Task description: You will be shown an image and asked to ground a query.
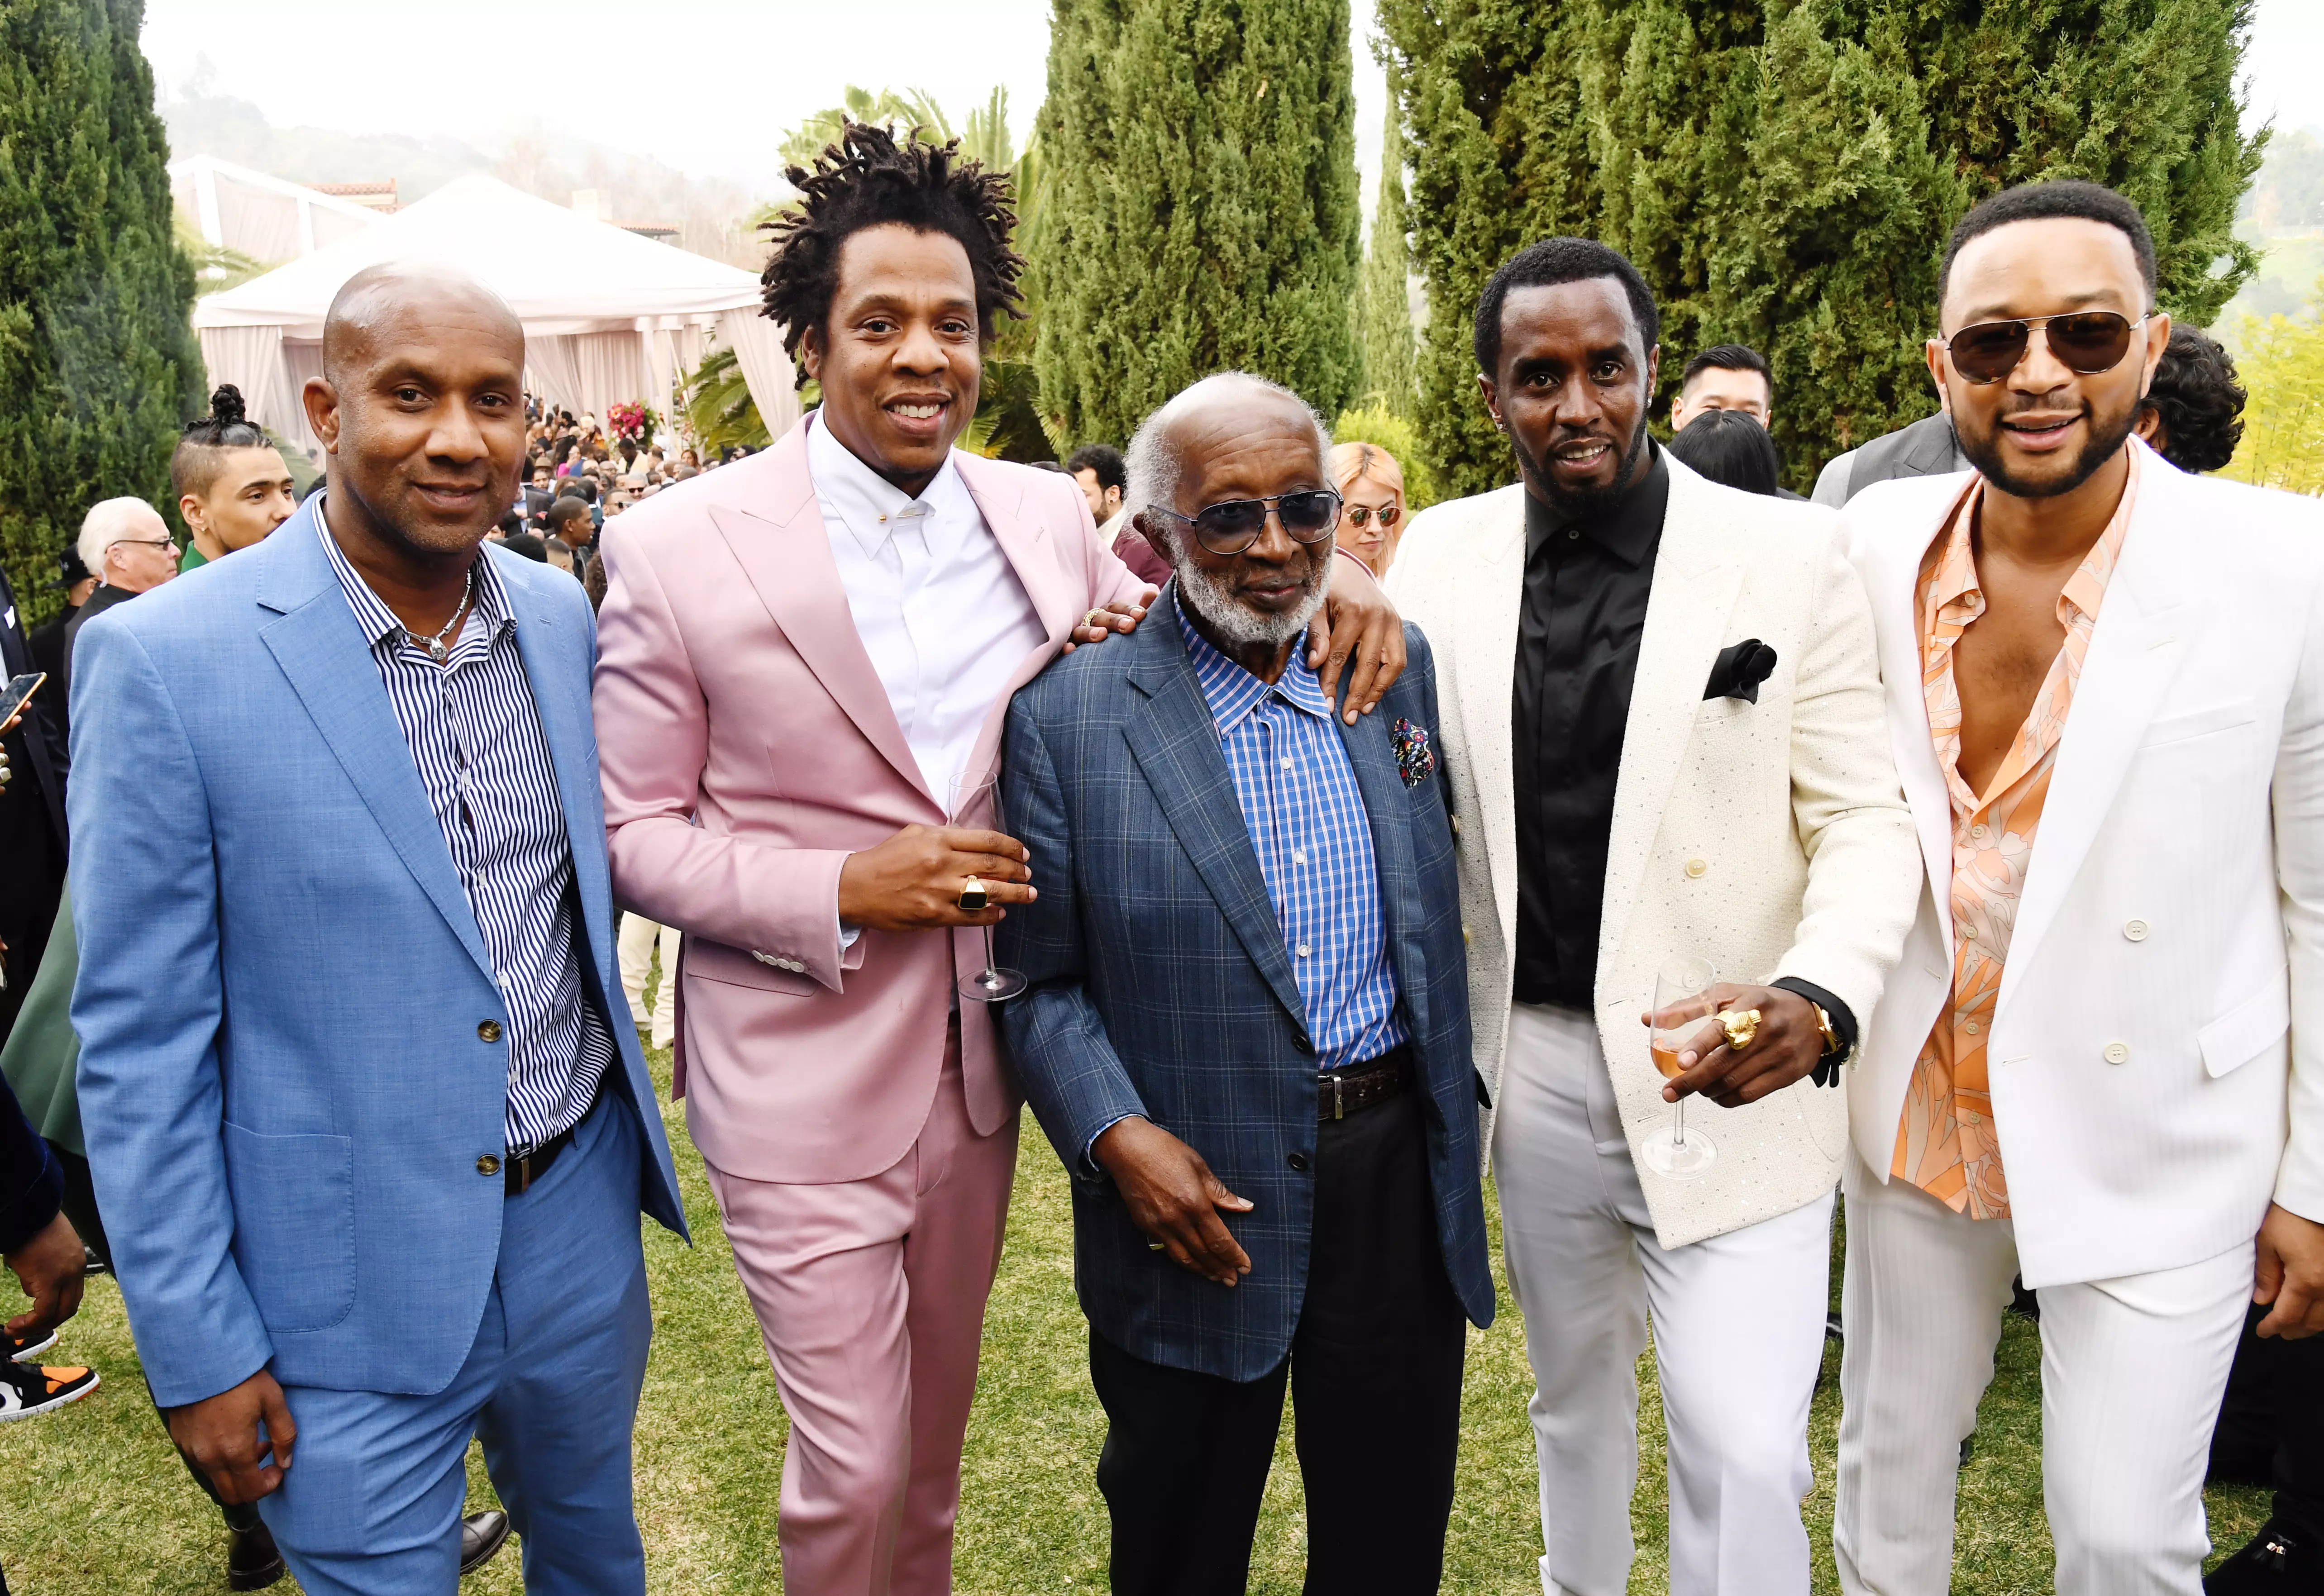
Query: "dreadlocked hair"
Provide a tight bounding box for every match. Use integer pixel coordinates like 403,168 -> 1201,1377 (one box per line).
172,385 -> 272,498
760,119 -> 1025,391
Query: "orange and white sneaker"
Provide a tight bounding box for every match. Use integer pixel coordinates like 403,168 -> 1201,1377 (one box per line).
0,1357 -> 99,1419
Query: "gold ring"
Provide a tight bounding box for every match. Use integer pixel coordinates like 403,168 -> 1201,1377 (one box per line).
956,877 -> 989,913
1084,608 -> 1110,630
1720,1008 -> 1763,1052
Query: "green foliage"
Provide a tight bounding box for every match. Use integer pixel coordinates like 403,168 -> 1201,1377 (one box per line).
1028,0 -> 1365,451
1382,0 -> 2266,499
677,344 -> 771,455
778,85 -> 954,171
0,0 -> 202,626
2222,282 -> 2324,496
1354,78 -> 1420,418
960,357 -> 1066,462
1332,399 -> 1442,510
171,210 -> 269,295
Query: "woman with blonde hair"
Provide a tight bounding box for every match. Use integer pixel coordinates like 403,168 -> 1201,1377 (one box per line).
1328,440 -> 1409,576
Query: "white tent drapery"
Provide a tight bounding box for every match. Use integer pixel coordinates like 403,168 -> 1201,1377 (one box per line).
193,175 -> 792,452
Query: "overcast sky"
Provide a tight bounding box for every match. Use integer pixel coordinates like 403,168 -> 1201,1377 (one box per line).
139,0 -> 2320,209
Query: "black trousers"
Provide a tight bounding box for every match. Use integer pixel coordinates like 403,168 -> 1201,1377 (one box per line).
1088,1088 -> 1469,1596
2211,1300 -> 2324,1538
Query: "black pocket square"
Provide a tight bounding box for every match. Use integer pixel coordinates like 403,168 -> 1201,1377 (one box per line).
1704,639 -> 1779,703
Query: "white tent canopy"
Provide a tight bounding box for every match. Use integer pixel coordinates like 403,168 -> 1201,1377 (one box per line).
170,156 -> 387,263
192,174 -> 797,454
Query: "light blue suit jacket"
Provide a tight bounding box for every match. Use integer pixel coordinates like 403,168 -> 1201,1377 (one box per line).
69,502 -> 686,1409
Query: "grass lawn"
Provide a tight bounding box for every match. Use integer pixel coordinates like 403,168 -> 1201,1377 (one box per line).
2,1041 -> 2271,1593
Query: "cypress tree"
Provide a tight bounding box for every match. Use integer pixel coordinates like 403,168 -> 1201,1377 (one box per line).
1029,0 -> 1363,449
0,0 -> 201,626
1382,0 -> 2264,498
1354,86 -> 1420,417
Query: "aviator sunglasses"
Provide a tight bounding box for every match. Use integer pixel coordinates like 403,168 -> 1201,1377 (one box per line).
1344,502 -> 1402,530
1146,488 -> 1344,556
1937,310 -> 2153,385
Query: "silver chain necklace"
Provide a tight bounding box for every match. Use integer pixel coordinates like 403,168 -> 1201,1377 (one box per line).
407,564 -> 475,664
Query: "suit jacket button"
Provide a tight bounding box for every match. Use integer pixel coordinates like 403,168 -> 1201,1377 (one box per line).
477,1020 -> 503,1043
1287,1152 -> 1310,1172
477,1154 -> 501,1176
1292,1035 -> 1314,1055
1684,858 -> 1709,879
2124,918 -> 2150,942
2103,1041 -> 2130,1065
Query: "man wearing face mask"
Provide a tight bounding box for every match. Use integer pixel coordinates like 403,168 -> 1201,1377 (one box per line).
1388,238 -> 1918,1596
1833,180 -> 2324,1596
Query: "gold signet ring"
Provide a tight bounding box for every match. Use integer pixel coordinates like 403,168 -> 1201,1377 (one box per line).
1719,1008 -> 1763,1051
956,877 -> 990,913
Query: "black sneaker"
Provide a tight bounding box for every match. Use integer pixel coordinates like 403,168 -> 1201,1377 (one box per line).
0,1358 -> 99,1419
2207,1518 -> 2318,1593
4,1325 -> 56,1363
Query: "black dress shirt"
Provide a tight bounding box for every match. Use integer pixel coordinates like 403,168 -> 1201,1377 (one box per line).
1509,444 -> 1858,1067
1512,446 -> 1670,1011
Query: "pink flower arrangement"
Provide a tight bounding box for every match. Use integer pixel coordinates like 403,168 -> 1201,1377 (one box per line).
607,402 -> 659,441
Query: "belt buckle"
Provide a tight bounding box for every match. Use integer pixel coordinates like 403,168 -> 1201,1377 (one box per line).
510,1150 -> 534,1195
1322,1070 -> 1343,1121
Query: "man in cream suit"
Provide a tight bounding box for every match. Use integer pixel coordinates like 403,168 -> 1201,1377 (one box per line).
592,124 -> 1411,1596
1833,180 -> 2324,1596
1389,238 -> 1921,1596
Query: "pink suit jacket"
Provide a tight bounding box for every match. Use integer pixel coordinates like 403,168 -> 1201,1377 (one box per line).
592,417 -> 1151,1185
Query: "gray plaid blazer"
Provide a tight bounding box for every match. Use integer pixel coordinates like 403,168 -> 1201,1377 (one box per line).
997,592 -> 1494,1382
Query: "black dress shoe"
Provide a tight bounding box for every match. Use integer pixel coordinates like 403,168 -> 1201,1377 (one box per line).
227,1520 -> 286,1591
461,1509 -> 511,1577
2207,1518 -> 2317,1593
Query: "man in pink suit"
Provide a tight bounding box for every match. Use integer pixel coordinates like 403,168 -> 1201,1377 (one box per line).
590,124 -> 1410,1595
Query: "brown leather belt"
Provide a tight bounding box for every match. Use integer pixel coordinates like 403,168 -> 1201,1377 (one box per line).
1317,1046 -> 1413,1122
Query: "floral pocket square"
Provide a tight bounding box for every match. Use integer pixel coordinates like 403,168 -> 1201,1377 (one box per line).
1704,638 -> 1779,704
1392,718 -> 1436,788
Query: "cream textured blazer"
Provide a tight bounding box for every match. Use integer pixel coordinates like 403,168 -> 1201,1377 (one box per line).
1841,442 -> 2324,1288
1389,456 -> 1922,1248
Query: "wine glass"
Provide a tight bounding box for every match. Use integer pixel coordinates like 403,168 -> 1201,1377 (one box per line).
947,768 -> 1028,1004
1644,953 -> 1720,1179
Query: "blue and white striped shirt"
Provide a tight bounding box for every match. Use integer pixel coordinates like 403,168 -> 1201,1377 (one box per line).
1179,596 -> 1407,1069
320,520 -> 613,1155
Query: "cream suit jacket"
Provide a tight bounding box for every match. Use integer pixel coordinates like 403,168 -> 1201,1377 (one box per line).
1389,455 -> 1921,1248
1840,441 -> 2324,1288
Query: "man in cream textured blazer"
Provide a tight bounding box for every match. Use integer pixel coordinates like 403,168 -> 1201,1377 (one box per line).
1833,181 -> 2324,1596
1389,238 -> 1921,1596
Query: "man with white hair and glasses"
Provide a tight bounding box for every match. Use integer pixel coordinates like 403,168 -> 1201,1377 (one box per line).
999,372 -> 1493,1596
57,496 -> 177,717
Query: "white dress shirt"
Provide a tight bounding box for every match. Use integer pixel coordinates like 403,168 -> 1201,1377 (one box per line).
806,412 -> 1045,810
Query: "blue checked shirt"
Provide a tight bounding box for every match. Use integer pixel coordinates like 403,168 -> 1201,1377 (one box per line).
320,520 -> 614,1156
1179,596 -> 1408,1069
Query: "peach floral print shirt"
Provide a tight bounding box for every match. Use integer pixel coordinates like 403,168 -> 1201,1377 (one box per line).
1892,446 -> 2140,1218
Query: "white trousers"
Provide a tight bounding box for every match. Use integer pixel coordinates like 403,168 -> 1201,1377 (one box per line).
1833,1149 -> 2253,1596
616,912 -> 679,1052
1494,1003 -> 1835,1596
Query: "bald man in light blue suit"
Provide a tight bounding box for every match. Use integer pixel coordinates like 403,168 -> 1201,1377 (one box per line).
70,266 -> 685,1595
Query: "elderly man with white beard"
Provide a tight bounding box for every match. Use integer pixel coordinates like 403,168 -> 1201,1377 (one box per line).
997,373 -> 1494,1596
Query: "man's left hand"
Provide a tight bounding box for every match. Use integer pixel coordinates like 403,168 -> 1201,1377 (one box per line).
1308,553 -> 1407,724
2255,1203 -> 2324,1339
1646,984 -> 1824,1108
4,1211 -> 86,1339
1060,590 -> 1157,653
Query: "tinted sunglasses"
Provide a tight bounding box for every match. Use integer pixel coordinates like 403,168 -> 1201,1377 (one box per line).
1938,311 -> 2152,385
1344,502 -> 1402,530
1148,489 -> 1343,556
